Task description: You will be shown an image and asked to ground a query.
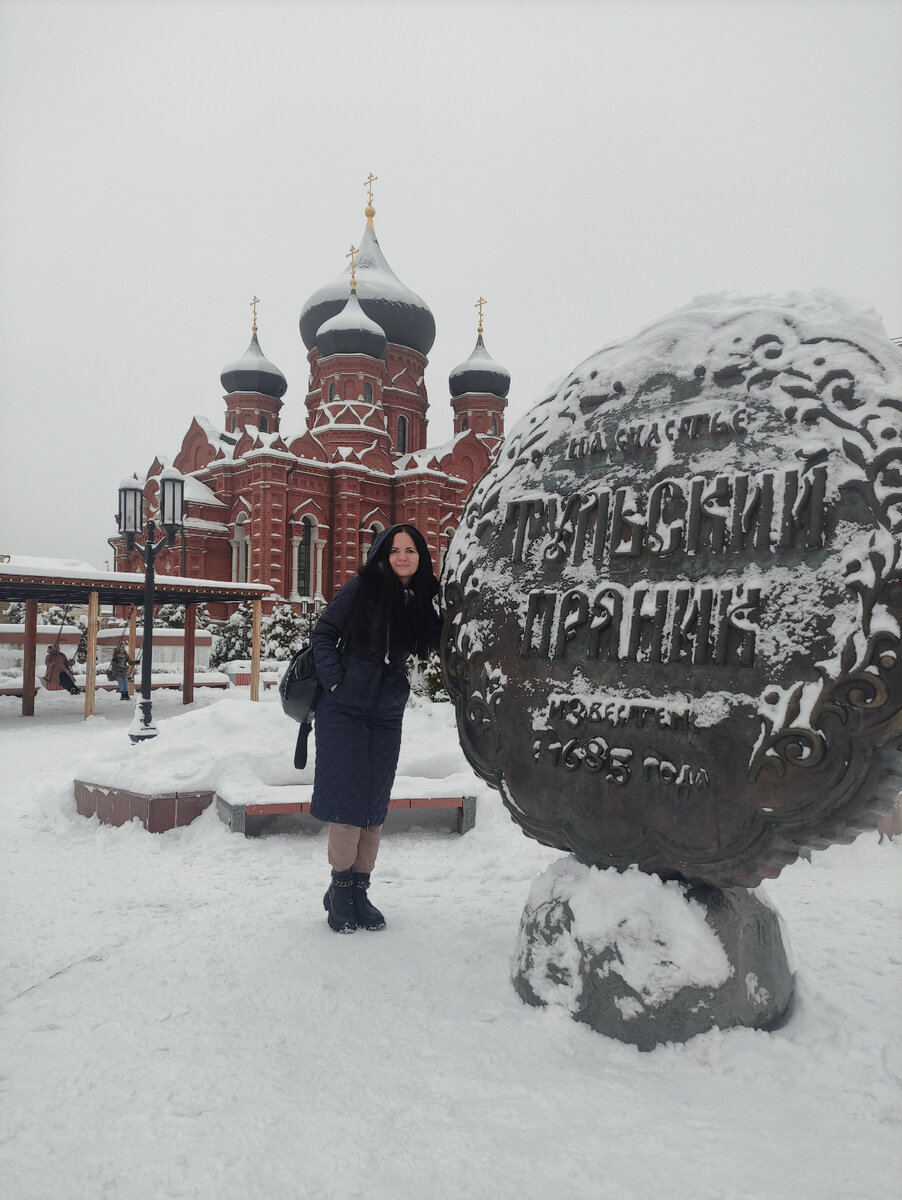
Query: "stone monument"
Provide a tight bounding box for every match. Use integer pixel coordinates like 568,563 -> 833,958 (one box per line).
441,291 -> 902,1049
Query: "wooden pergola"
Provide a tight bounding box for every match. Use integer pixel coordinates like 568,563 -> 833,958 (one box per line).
0,561 -> 273,718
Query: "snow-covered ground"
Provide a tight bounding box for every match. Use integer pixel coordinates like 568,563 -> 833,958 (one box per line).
1,688 -> 899,1200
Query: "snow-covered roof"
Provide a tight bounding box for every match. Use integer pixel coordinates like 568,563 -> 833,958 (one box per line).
193,414 -> 237,450
182,517 -> 230,533
183,475 -> 225,507
315,290 -> 388,361
220,331 -> 287,400
393,457 -> 457,481
0,559 -> 272,605
450,332 -> 511,398
300,219 -> 435,356
0,555 -> 98,572
0,560 -> 268,589
392,430 -> 475,478
417,429 -> 471,460
240,448 -> 298,464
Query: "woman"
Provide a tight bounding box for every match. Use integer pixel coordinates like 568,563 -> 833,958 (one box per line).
44,646 -> 81,695
109,643 -> 137,700
311,524 -> 442,933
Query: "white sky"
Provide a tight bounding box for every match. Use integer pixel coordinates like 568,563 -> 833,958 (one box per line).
1,0 -> 900,568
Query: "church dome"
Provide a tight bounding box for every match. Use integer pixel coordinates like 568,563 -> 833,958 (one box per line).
300,218 -> 436,357
449,333 -> 511,399
220,332 -> 287,399
315,290 -> 388,361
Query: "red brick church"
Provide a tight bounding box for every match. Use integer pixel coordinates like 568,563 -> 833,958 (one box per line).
111,190 -> 510,614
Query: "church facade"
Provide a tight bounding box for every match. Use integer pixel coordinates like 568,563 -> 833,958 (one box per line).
111,196 -> 510,615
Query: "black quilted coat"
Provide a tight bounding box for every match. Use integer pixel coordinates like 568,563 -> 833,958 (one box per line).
310,528 -> 438,828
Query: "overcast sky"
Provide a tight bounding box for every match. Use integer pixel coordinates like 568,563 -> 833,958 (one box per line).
1,0 -> 900,569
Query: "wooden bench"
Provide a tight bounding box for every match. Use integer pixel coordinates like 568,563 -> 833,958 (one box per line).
73,777 -> 476,837
0,679 -> 228,697
216,788 -> 477,836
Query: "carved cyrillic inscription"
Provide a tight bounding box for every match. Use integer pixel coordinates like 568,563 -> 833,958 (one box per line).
532,734 -> 634,783
566,407 -> 750,459
530,733 -> 711,796
547,695 -> 694,730
506,463 -> 826,567
521,582 -> 760,666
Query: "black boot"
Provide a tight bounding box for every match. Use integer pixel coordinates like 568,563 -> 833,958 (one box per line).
323,868 -> 356,933
352,872 -> 386,931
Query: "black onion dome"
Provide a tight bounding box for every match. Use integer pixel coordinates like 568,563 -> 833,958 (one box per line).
449,333 -> 511,398
300,223 -> 435,356
220,332 -> 287,399
315,290 -> 388,360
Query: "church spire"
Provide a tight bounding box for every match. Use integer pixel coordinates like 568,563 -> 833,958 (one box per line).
449,296 -> 510,446
299,174 -> 435,356
363,172 -> 377,230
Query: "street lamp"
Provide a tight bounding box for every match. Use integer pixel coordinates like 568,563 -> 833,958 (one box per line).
117,468 -> 185,743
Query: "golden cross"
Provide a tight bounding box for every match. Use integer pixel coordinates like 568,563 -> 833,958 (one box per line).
250,295 -> 260,332
363,172 -> 378,206
346,244 -> 358,289
475,296 -> 487,334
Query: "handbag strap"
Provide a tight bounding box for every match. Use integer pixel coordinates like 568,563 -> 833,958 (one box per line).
294,720 -> 313,769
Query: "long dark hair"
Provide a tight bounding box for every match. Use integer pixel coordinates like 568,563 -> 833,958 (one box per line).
346,524 -> 440,659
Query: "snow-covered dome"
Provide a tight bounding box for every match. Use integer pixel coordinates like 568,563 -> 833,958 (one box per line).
449,333 -> 511,399
315,289 -> 388,361
220,332 -> 287,399
300,218 -> 435,357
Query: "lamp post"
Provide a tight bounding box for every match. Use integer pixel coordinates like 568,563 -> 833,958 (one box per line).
117,468 -> 185,743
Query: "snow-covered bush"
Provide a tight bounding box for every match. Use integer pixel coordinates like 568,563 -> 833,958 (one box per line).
153,602 -> 213,629
410,651 -> 449,703
209,601 -> 254,668
2,601 -> 27,623
261,602 -> 309,661
42,604 -> 73,626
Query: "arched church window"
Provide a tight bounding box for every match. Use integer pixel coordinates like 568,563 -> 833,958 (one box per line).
329,382 -> 336,400
259,415 -> 268,433
461,416 -> 469,431
364,382 -> 373,403
491,417 -> 498,435
297,517 -> 313,597
397,415 -> 408,454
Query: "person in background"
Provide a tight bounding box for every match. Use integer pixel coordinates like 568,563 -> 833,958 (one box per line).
311,524 -> 442,933
109,643 -> 137,700
44,646 -> 81,695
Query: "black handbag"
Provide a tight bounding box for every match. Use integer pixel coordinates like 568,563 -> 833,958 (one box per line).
279,640 -> 321,726
279,640 -> 322,770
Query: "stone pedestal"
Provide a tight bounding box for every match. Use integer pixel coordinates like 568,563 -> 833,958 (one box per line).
512,858 -> 794,1051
